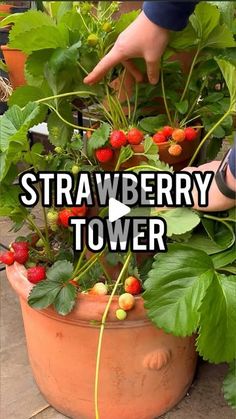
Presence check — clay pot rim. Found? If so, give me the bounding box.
[6,262,148,326]
[1,45,21,52]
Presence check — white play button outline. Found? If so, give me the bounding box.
[108,198,131,222]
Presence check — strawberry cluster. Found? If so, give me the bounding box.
[0,241,30,265]
[95,128,144,163]
[0,241,46,284]
[152,126,198,157]
[94,126,198,163]
[89,276,142,321]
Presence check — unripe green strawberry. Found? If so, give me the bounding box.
[87,34,99,47]
[102,22,112,33]
[116,309,127,321]
[47,210,58,224]
[71,165,80,175]
[36,238,44,248]
[45,155,53,162]
[90,282,108,295]
[55,146,63,154]
[47,210,59,232]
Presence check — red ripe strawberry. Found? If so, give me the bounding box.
[110,130,127,148]
[12,241,29,252]
[58,209,73,227]
[124,276,142,295]
[14,248,29,264]
[162,126,174,138]
[71,204,87,217]
[127,128,144,145]
[95,147,113,163]
[184,127,198,141]
[27,266,46,284]
[153,132,167,144]
[168,144,182,156]
[0,251,15,265]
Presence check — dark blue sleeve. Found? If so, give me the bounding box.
[143,1,197,31]
[228,144,236,178]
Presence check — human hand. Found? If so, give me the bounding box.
[84,11,169,85]
[184,161,235,212]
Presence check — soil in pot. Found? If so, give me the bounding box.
[6,262,198,419]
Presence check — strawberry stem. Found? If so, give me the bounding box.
[94,252,132,419]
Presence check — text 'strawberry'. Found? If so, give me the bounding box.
[118,293,135,311]
[184,127,198,141]
[168,144,183,156]
[71,205,87,217]
[0,251,15,265]
[90,282,108,295]
[27,266,46,284]
[124,276,142,295]
[58,209,73,228]
[71,165,80,175]
[172,129,185,143]
[116,309,127,320]
[87,34,99,46]
[162,126,174,138]
[14,248,29,264]
[12,241,29,252]
[127,128,144,145]
[110,130,127,149]
[95,147,113,163]
[153,133,167,144]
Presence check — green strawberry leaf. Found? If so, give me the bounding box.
[202,218,235,249]
[152,208,200,237]
[143,244,214,336]
[139,115,168,134]
[215,59,236,110]
[119,145,134,165]
[197,274,236,363]
[0,102,46,181]
[47,103,74,147]
[46,260,74,283]
[8,86,45,107]
[211,246,236,269]
[87,123,111,157]
[28,280,62,309]
[190,3,220,43]
[25,49,54,87]
[223,361,236,409]
[175,100,188,114]
[54,283,77,316]
[28,261,76,315]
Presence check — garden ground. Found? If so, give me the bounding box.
[0,208,235,419]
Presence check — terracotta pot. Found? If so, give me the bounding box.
[1,45,26,88]
[6,262,197,419]
[0,4,13,13]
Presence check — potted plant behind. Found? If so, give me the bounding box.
[0,2,236,419]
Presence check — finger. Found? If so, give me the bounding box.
[122,60,144,83]
[84,48,122,85]
[146,59,160,85]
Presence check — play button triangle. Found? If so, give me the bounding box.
[108,198,131,223]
